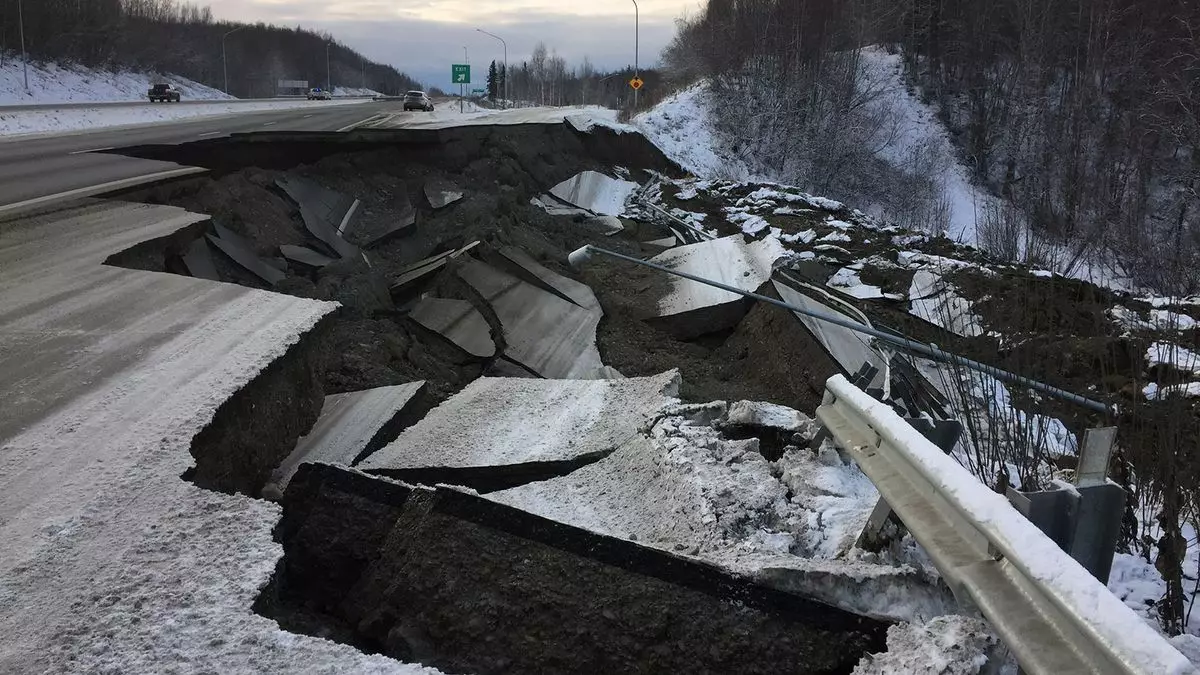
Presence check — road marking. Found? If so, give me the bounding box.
[303,114,314,119]
[68,146,115,155]
[262,121,277,126]
[0,167,209,221]
[336,114,384,132]
[197,131,222,137]
[338,199,362,236]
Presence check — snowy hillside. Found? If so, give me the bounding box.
[0,56,231,105]
[636,54,995,245]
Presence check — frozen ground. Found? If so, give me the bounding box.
[0,98,366,137]
[367,104,626,130]
[634,83,754,180]
[0,56,231,104]
[852,615,1000,674]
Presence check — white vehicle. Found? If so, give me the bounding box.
[307,88,333,101]
[403,91,435,112]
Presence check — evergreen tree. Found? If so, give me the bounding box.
[487,60,499,101]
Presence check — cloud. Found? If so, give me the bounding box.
[206,0,688,88]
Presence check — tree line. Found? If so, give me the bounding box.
[0,0,422,97]
[480,42,666,112]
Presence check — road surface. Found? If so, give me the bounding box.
[0,101,400,210]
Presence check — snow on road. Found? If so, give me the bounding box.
[0,201,433,673]
[1,57,231,105]
[0,98,366,137]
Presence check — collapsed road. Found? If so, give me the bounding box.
[0,108,994,673]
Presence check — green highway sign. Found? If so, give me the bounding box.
[472,88,486,94]
[452,64,471,84]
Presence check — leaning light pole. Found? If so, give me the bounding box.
[631,0,639,111]
[222,25,247,95]
[476,28,508,108]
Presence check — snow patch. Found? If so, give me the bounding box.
[852,615,1000,675]
[0,57,232,104]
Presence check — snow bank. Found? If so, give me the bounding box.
[0,57,230,105]
[1146,342,1200,374]
[852,615,1000,674]
[332,86,382,97]
[858,47,990,243]
[634,83,753,180]
[0,98,365,136]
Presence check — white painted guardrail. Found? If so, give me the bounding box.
[816,374,1194,675]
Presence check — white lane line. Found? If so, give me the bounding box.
[197,131,222,137]
[262,121,277,126]
[336,114,384,133]
[68,146,115,155]
[303,114,314,119]
[337,199,362,236]
[0,167,209,220]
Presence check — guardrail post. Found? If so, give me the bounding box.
[1006,427,1124,583]
[856,416,962,551]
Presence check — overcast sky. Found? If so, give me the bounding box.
[204,0,699,89]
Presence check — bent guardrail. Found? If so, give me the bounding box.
[816,374,1193,675]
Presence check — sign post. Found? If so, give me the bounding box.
[452,64,471,114]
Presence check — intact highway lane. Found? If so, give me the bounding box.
[0,101,405,213]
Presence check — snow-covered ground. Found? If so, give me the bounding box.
[0,56,231,105]
[856,47,992,243]
[634,83,754,181]
[0,98,366,137]
[332,86,383,97]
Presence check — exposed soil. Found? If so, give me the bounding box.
[257,463,888,675]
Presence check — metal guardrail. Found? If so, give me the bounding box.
[816,374,1194,675]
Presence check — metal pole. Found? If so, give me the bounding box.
[18,0,28,92]
[221,26,246,96]
[569,245,1112,414]
[326,43,331,92]
[476,29,508,108]
[631,0,639,111]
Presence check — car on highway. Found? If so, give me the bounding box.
[147,84,181,103]
[403,90,434,112]
[308,88,333,101]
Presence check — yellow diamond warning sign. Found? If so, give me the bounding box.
[629,77,644,90]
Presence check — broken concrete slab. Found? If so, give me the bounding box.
[388,241,480,294]
[486,246,600,312]
[456,258,611,379]
[358,371,679,489]
[548,170,638,217]
[280,244,336,269]
[647,234,787,339]
[181,237,220,281]
[266,382,427,496]
[265,462,887,674]
[275,175,361,260]
[424,178,463,210]
[408,297,497,358]
[773,280,889,388]
[206,232,286,286]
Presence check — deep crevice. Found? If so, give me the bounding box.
[364,449,615,494]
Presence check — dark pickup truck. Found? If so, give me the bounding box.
[148,84,181,103]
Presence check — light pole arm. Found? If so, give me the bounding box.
[476,28,509,106]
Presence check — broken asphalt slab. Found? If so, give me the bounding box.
[264,462,888,674]
[484,245,601,313]
[357,371,680,490]
[267,381,428,495]
[647,234,788,339]
[275,174,361,259]
[408,297,497,359]
[423,177,463,210]
[455,258,613,379]
[548,170,638,217]
[207,223,286,286]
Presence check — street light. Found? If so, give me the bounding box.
[18,0,28,92]
[631,0,639,111]
[326,43,332,92]
[222,25,247,95]
[476,28,508,108]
